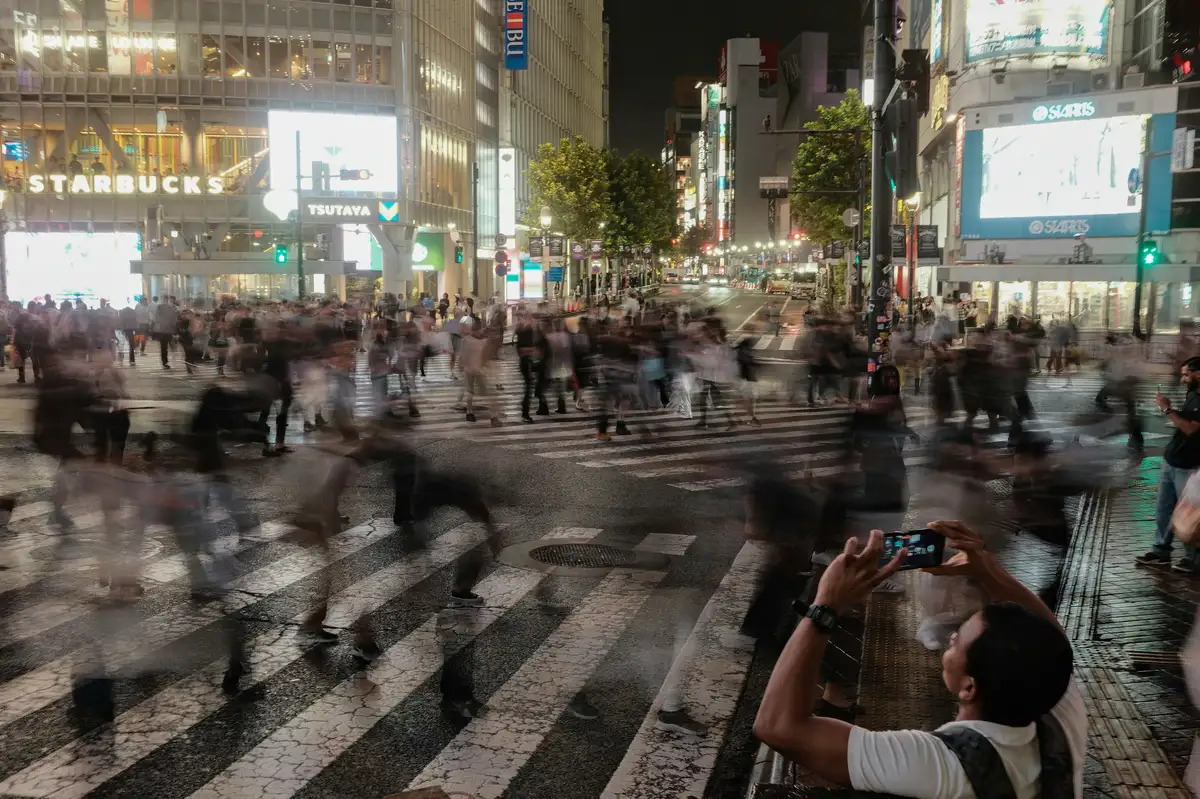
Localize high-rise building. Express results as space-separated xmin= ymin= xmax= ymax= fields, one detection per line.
xmin=898 ymin=0 xmax=1200 ymax=331
xmin=494 ymin=0 xmax=605 ymax=301
xmin=0 ymin=0 xmax=604 ymax=306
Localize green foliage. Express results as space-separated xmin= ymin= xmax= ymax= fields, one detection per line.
xmin=606 ymin=151 xmax=678 ymax=253
xmin=790 ymin=90 xmax=871 ymax=246
xmin=524 ymin=136 xmax=611 ymax=239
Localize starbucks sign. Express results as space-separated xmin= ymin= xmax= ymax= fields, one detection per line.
xmin=27 ymin=174 xmax=225 ymax=195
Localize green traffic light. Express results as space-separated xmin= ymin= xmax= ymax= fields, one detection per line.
xmin=275 ymin=247 xmax=288 ymax=264
xmin=1144 ymin=252 xmax=1155 ymax=265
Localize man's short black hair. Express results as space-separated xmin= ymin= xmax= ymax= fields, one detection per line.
xmin=964 ymin=601 xmax=1073 ymax=727
xmin=1183 ymin=356 xmax=1200 ymax=373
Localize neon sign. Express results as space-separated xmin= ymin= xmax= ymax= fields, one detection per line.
xmin=1031 ymin=101 xmax=1097 ymax=122
xmin=27 ymin=174 xmax=224 ymax=195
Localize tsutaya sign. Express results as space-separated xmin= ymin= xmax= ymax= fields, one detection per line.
xmin=28 ymin=174 xmax=224 ymax=195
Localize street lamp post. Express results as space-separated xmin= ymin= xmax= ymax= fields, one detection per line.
xmin=905 ymin=193 xmax=920 ymax=332
xmin=539 ymin=205 xmax=553 ymax=302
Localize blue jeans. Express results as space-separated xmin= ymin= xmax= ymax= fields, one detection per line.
xmin=1154 ymin=460 xmax=1200 ymax=560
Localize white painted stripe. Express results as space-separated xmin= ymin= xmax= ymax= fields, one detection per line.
xmin=406 ymin=569 xmax=667 ymax=799
xmin=544 ymin=527 xmax=604 ymax=540
xmin=0 ymin=522 xmax=492 ymax=799
xmin=634 ymin=534 xmax=696 ymax=556
xmin=753 ymin=336 xmax=774 ymax=350
xmin=630 ymin=466 xmax=707 ymax=479
xmin=187 ymin=564 xmax=548 ymax=799
xmin=578 ymin=435 xmax=849 ymax=469
xmin=0 ymin=518 xmax=398 ymax=729
xmin=601 ymin=542 xmax=766 ymax=798
xmin=667 ymin=455 xmax=932 ymax=492
xmin=779 ymin=335 xmax=799 ymax=352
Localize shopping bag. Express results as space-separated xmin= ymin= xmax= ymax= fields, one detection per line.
xmin=1172 ymin=471 xmax=1200 ymax=548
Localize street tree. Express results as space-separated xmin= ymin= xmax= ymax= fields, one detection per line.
xmin=606 ymin=151 xmax=678 ymax=254
xmin=524 ymin=136 xmax=611 ymax=239
xmin=789 ymin=90 xmax=870 ymax=247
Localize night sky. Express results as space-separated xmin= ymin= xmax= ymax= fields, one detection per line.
xmin=604 ymin=1 xmax=863 ymax=156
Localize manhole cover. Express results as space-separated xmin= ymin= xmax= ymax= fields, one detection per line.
xmin=529 ymin=543 xmax=636 ymax=569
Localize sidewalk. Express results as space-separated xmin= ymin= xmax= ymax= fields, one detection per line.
xmin=750 ymin=458 xmax=1197 ymax=798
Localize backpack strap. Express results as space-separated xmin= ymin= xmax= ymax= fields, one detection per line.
xmin=1035 ymin=714 xmax=1074 ymax=799
xmin=933 ymin=727 xmax=1019 ymax=799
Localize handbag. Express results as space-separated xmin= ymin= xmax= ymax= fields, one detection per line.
xmin=1172 ymin=470 xmax=1200 ymax=547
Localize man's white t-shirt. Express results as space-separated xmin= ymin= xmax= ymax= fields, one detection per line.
xmin=848 ymin=681 xmax=1088 ymax=799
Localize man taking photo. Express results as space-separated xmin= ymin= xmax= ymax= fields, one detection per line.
xmin=754 ymin=521 xmax=1086 ymax=798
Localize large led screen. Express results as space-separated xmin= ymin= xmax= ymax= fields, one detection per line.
xmin=966 ymin=0 xmax=1111 ymax=65
xmin=979 ymin=115 xmax=1145 ymax=221
xmin=7 ymin=232 xmax=142 ymax=306
xmin=268 ymin=110 xmax=398 ymax=194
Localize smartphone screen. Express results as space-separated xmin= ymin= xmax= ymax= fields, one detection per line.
xmin=880 ymin=530 xmax=946 ymax=571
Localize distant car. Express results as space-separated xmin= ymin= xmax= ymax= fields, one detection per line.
xmin=790 ymin=282 xmax=815 ymax=300
xmin=707 ymin=275 xmax=728 ymax=286
xmin=683 ymin=275 xmax=700 ymax=285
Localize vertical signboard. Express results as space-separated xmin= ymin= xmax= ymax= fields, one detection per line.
xmin=498 ymin=147 xmax=516 ymax=238
xmin=954 ymin=115 xmax=965 ymax=238
xmin=504 ymin=1 xmax=529 ymax=71
xmin=931 ymin=0 xmax=944 ymax=64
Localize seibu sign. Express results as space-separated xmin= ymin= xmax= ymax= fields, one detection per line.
xmin=28 ymin=174 xmax=224 ymax=195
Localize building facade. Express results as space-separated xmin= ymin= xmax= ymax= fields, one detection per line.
xmin=696 ymin=35 xmax=856 ymax=273
xmin=491 ymin=0 xmax=604 ymax=302
xmin=903 ymin=0 xmax=1200 ymax=331
xmin=0 ymin=0 xmax=604 ymax=306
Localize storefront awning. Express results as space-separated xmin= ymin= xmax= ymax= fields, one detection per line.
xmin=937 ymin=264 xmax=1200 ymax=283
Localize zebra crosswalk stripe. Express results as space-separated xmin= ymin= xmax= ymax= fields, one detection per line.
xmin=0 ymin=518 xmax=397 ymax=729
xmin=188 ymin=564 xmax=551 ymax=799
xmin=404 ymin=569 xmax=667 ymax=799
xmin=0 ymin=522 xmax=491 ymax=799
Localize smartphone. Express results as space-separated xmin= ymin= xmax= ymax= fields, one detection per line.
xmin=880 ymin=530 xmax=946 ymax=571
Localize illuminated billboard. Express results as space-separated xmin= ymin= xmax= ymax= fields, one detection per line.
xmin=961 ymin=111 xmax=1174 ymax=239
xmin=8 ymin=232 xmax=142 ymax=305
xmin=965 ymin=0 xmax=1111 ymax=66
xmin=980 ymin=115 xmax=1144 ymax=220
xmin=268 ymin=110 xmax=398 ymax=194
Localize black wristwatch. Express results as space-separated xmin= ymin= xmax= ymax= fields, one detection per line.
xmin=805 ymin=604 xmax=838 ymax=634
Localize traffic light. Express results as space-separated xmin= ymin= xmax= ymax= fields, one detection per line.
xmin=274 ymin=246 xmax=289 ymax=264
xmin=898 ymin=49 xmax=931 ymax=115
xmin=338 ymin=168 xmax=372 ymax=181
xmin=886 ymin=97 xmax=920 ymax=200
xmin=1140 ymin=239 xmax=1161 ymax=267
xmin=454 ymin=244 xmax=464 ymax=263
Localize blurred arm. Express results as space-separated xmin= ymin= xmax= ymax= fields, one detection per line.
xmin=753 ymin=617 xmax=854 ymax=786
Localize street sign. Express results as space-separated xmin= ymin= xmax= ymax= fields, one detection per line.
xmin=1127 ymin=167 xmax=1142 ymax=194
xmin=548 ymin=266 xmax=564 ymax=282
xmin=495 ymin=263 xmax=507 ymax=276
xmin=571 ymin=241 xmax=585 ymax=259
xmin=842 ymin=208 xmax=861 ymax=228
xmin=529 ymin=237 xmax=544 ymax=258
xmin=1172 ymin=127 xmax=1196 ymax=172
xmin=589 ymin=240 xmax=604 ymax=256
xmin=642 ymin=244 xmax=653 ymax=254
xmin=592 ymin=263 xmax=601 ymax=274
xmin=890 ymin=226 xmax=907 ymax=259
xmin=494 ymin=233 xmax=508 ymax=247
xmin=831 ymin=241 xmax=845 ymax=259
xmin=917 ymin=225 xmax=940 ymax=260
xmin=494 ymin=249 xmax=508 ymax=264
xmin=548 ymin=236 xmax=566 ymax=257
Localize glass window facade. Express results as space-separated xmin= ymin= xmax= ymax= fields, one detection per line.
xmin=0 ymin=2 xmax=392 ymax=81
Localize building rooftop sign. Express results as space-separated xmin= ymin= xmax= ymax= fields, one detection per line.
xmin=27 ymin=174 xmax=223 ymax=195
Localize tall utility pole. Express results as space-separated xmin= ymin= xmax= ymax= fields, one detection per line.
xmin=868 ymin=0 xmax=897 ymax=362
xmin=295 ymin=130 xmax=305 ymax=300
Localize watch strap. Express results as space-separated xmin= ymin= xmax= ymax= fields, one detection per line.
xmin=805 ymin=604 xmax=837 ymax=634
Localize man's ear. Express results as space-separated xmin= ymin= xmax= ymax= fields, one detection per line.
xmin=956 ymin=675 xmax=977 ymax=706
